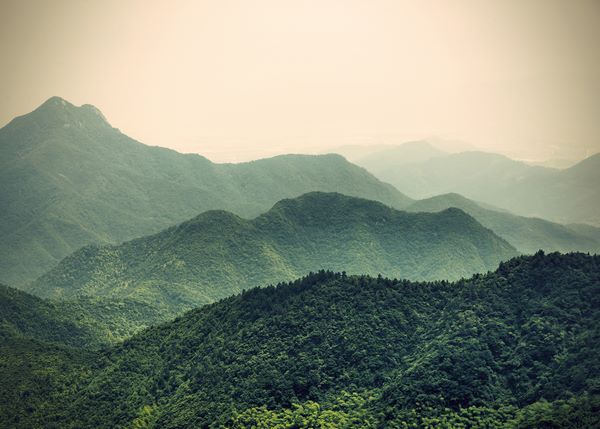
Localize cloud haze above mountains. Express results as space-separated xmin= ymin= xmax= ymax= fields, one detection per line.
xmin=1 ymin=0 xmax=599 ymax=162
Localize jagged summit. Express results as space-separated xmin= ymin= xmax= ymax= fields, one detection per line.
xmin=29 ymin=96 xmax=111 ymax=129
xmin=39 ymin=95 xmax=73 ymax=108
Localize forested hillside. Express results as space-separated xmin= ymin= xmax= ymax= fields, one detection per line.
xmin=2 ymin=4 xmax=598 ymax=428
xmin=0 ymin=97 xmax=410 ymax=286
xmin=30 ymin=192 xmax=516 ymax=319
xmin=0 ymin=284 xmax=166 ymax=347
xmin=0 ymin=284 xmax=101 ymax=348
xmin=3 ymin=252 xmax=599 ymax=428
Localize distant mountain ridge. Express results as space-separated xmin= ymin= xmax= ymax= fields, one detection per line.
xmin=407 ymin=193 xmax=600 ymax=255
xmin=352 ymin=140 xmax=447 ymax=171
xmin=0 ymin=97 xmax=411 ymax=286
xmin=29 ymin=192 xmax=517 ymax=317
xmin=355 ymin=143 xmax=600 ymax=226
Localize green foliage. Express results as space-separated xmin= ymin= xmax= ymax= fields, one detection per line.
xmin=0 ymin=334 xmax=94 ymax=429
xmin=55 ymin=297 xmax=172 ymax=343
xmin=129 ymin=405 xmax=159 ymax=429
xmin=514 ymin=395 xmax=600 ymax=429
xmin=0 ymin=284 xmax=167 ymax=347
xmin=222 ymin=392 xmax=378 ymax=429
xmin=222 ymin=396 xmax=600 ymax=429
xmin=0 ymin=97 xmax=411 ymax=286
xmin=31 ymin=192 xmax=517 ymax=322
xmin=0 ymin=283 xmax=103 ymax=348
xmin=5 ymin=252 xmax=597 ymax=428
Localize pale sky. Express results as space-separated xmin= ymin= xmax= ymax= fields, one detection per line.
xmin=1 ymin=0 xmax=599 ymax=162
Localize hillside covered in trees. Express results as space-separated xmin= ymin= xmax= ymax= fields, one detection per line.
xmin=30 ymin=192 xmax=517 ymax=320
xmin=0 ymin=284 xmax=167 ymax=347
xmin=2 ymin=252 xmax=599 ymax=428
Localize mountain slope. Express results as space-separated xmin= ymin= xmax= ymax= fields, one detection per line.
xmin=30 ymin=192 xmax=517 ymax=316
xmin=6 ymin=252 xmax=599 ymax=428
xmin=371 ymin=151 xmax=554 ymax=200
xmin=0 ymin=283 xmax=173 ymax=428
xmin=0 ymin=334 xmax=94 ymax=429
xmin=0 ymin=97 xmax=411 ymax=286
xmin=500 ymin=153 xmax=600 ymax=225
xmin=352 ymin=140 xmax=447 ymax=172
xmin=361 ymin=150 xmax=600 ymax=225
xmin=407 ymin=193 xmax=600 ymax=254
xmin=0 ymin=284 xmax=166 ymax=347
xmin=0 ymin=283 xmax=101 ymax=348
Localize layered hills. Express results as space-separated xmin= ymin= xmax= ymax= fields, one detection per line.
xmin=3 ymin=252 xmax=599 ymax=428
xmin=30 ymin=192 xmax=517 ymax=317
xmin=406 ymin=193 xmax=600 ymax=254
xmin=0 ymin=284 xmax=166 ymax=347
xmin=0 ymin=283 xmax=100 ymax=348
xmin=351 ymin=143 xmax=600 ymax=226
xmin=0 ymin=97 xmax=410 ymax=286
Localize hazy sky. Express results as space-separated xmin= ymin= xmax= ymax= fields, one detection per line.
xmin=1 ymin=0 xmax=599 ymax=162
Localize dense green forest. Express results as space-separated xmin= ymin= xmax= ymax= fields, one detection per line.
xmin=2 ymin=252 xmax=599 ymax=428
xmin=30 ymin=192 xmax=517 ymax=321
xmin=0 ymin=97 xmax=411 ymax=286
xmin=0 ymin=284 xmax=167 ymax=346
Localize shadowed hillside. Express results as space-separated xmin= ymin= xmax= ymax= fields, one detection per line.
xmin=3 ymin=252 xmax=599 ymax=428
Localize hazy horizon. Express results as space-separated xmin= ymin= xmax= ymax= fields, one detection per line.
xmin=2 ymin=0 xmax=599 ymax=163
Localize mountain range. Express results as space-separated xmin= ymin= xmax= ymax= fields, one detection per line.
xmin=348 ymin=142 xmax=600 ymax=226
xmin=406 ymin=193 xmax=600 ymax=255
xmin=29 ymin=192 xmax=517 ymax=320
xmin=0 ymin=97 xmax=411 ymax=286
xmin=3 ymin=98 xmax=598 ymax=289
xmin=0 ymin=283 xmax=168 ymax=347
xmin=349 ymin=140 xmax=448 ymax=171
xmin=2 ymin=252 xmax=599 ymax=428
xmin=2 ymin=96 xmax=600 ymax=429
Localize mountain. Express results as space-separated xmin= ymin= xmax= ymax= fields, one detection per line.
xmin=29 ymin=192 xmax=517 ymax=318
xmin=0 ymin=284 xmax=167 ymax=347
xmin=568 ymin=222 xmax=600 ymax=243
xmin=0 ymin=97 xmax=412 ymax=286
xmin=328 ymin=142 xmax=397 ymax=161
xmin=352 ymin=140 xmax=447 ymax=172
xmin=369 ymin=151 xmax=553 ymax=199
xmin=0 ymin=333 xmax=95 ymax=429
xmin=0 ymin=283 xmax=101 ymax=348
xmin=407 ymin=193 xmax=600 ymax=255
xmin=330 ymin=138 xmax=474 ymax=163
xmin=502 ymin=153 xmax=600 ymax=226
xmin=359 ymin=150 xmax=600 ymax=226
xmin=4 ymin=252 xmax=599 ymax=428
